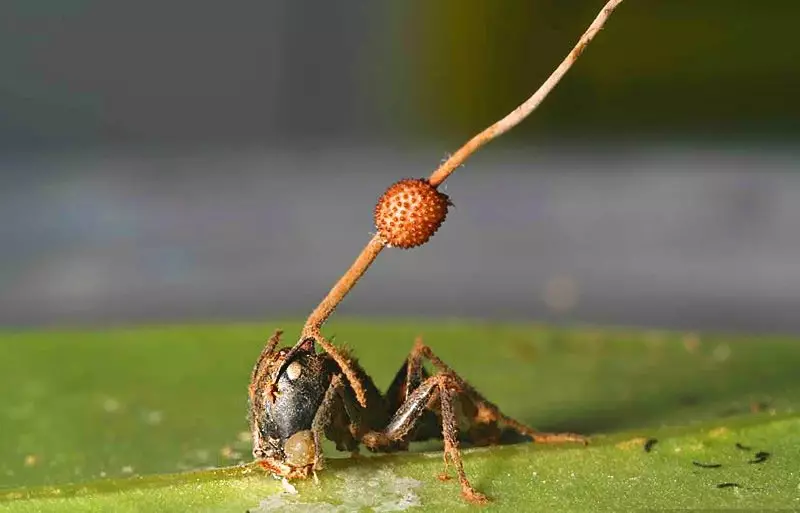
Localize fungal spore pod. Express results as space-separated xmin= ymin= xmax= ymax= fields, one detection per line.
xmin=373 ymin=178 xmax=451 ymax=249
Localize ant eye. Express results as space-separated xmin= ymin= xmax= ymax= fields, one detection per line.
xmin=285 ymin=361 xmax=303 ymax=381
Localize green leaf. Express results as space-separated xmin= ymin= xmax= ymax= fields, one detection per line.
xmin=1 ymin=321 xmax=798 ymax=511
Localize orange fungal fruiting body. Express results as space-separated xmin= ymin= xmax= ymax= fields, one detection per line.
xmin=374 ymin=178 xmax=450 ymax=249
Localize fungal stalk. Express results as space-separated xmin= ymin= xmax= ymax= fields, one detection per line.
xmin=296 ymin=0 xmax=625 ymax=406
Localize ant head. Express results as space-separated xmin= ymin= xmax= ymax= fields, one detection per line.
xmin=248 ymin=337 xmax=334 ymax=475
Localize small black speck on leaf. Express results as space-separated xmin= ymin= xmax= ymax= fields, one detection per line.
xmin=716 ymin=482 xmax=741 ymax=489
xmin=748 ymin=451 xmax=770 ymax=464
xmin=735 ymin=442 xmax=752 ymax=451
xmin=692 ymin=461 xmax=722 ymax=469
xmin=643 ymin=438 xmax=658 ymax=453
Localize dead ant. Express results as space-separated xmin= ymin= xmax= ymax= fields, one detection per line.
xmin=248 ymin=330 xmax=587 ymax=504
xmin=247 ymin=1 xmax=623 ymax=502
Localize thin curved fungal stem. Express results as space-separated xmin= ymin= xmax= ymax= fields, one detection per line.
xmin=302 ymin=234 xmax=385 ymax=336
xmin=297 ymin=0 xmax=624 ymax=363
xmin=428 ymin=0 xmax=624 ymax=187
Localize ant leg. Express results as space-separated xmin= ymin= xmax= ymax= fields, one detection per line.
xmin=383 ymin=344 xmax=428 ymax=414
xmin=362 ymin=376 xmax=439 ymax=450
xmin=248 ymin=330 xmax=283 ymax=405
xmin=362 ymin=373 xmax=488 ymax=504
xmin=309 ymin=374 xmax=341 ymax=470
xmin=310 ymin=374 xmax=360 ymax=469
xmin=411 ymin=337 xmax=587 ymax=446
xmin=438 ymin=376 xmax=489 ymax=504
xmin=281 ymin=331 xmax=369 ymax=409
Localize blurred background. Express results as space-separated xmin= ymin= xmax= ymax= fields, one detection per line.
xmin=0 ymin=0 xmax=798 ymax=333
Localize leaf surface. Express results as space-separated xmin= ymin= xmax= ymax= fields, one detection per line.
xmin=1 ymin=321 xmax=798 ymax=511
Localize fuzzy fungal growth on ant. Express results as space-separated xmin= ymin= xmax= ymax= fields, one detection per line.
xmin=248 ymin=0 xmax=625 ymax=504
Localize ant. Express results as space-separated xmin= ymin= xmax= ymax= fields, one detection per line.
xmin=248 ymin=330 xmax=587 ymax=504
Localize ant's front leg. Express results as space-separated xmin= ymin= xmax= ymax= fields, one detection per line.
xmin=286 ymin=374 xmax=360 ymax=473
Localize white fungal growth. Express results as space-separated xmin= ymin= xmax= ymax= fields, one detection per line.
xmin=250 ymin=467 xmax=422 ymax=512
xmin=280 ymin=477 xmax=298 ymax=495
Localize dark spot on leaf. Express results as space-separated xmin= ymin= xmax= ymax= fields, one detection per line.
xmin=735 ymin=442 xmax=751 ymax=451
xmin=716 ymin=482 xmax=741 ymax=489
xmin=748 ymin=451 xmax=770 ymax=464
xmin=644 ymin=438 xmax=658 ymax=453
xmin=693 ymin=461 xmax=722 ymax=469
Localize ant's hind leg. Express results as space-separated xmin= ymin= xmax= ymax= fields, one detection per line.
xmin=410 ymin=337 xmax=588 ymax=446
xmin=382 ymin=338 xmax=444 ymax=443
xmin=383 ymin=341 xmax=428 ymax=410
xmin=362 ymin=373 xmax=488 ymax=504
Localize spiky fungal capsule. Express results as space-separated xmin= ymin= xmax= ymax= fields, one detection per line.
xmin=374 ymin=178 xmax=450 ymax=249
